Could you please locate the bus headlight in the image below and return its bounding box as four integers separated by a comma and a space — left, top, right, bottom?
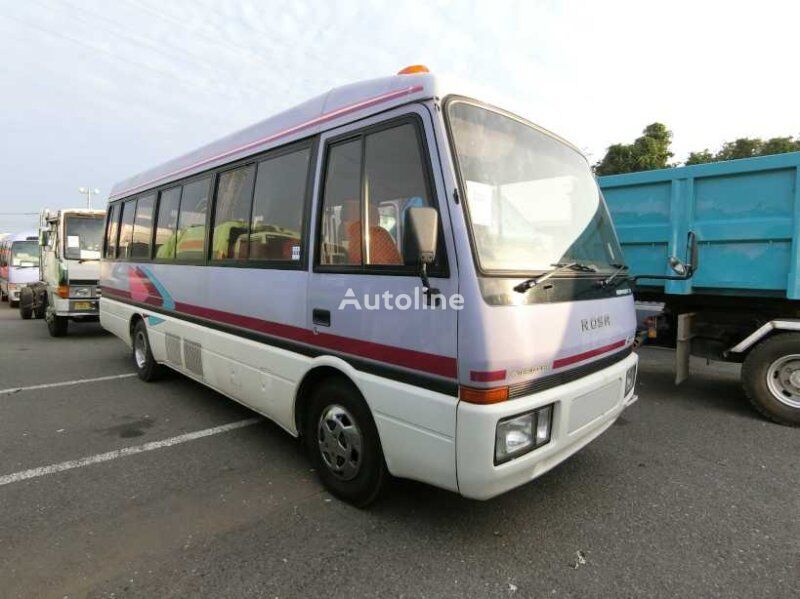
624, 364, 637, 396
70, 286, 93, 298
495, 404, 553, 465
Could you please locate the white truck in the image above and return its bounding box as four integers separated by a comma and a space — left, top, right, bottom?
19, 208, 106, 336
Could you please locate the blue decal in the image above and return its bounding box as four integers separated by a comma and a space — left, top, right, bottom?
141, 266, 176, 310
147, 315, 166, 326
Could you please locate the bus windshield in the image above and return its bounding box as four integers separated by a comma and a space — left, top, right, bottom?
65, 215, 104, 260
11, 240, 39, 267
447, 100, 623, 274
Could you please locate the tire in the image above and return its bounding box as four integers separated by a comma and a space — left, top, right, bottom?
18, 287, 33, 320
742, 333, 800, 426
34, 299, 46, 320
304, 377, 387, 507
132, 319, 166, 381
47, 312, 68, 337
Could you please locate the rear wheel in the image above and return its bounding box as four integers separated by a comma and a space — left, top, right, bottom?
18, 288, 33, 320
132, 320, 166, 381
742, 333, 800, 426
304, 378, 387, 507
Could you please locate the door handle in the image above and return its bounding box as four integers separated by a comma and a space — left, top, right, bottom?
312, 308, 331, 327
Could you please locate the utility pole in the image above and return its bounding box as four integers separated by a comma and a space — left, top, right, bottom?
78, 186, 100, 209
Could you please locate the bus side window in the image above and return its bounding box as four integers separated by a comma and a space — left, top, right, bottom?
250, 147, 311, 262
130, 194, 155, 260
105, 203, 120, 259
211, 165, 255, 261
363, 123, 430, 266
154, 186, 181, 260
319, 139, 362, 265
117, 199, 137, 260
175, 177, 210, 261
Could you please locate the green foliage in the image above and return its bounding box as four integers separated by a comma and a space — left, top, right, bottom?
689, 135, 800, 165
685, 149, 714, 165
594, 123, 674, 176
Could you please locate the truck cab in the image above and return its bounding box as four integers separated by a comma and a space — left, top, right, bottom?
18, 209, 106, 336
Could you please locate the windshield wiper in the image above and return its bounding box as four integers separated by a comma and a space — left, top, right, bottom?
513, 262, 597, 293
597, 263, 630, 288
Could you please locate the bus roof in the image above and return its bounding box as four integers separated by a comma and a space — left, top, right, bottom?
109, 70, 582, 202
109, 73, 439, 201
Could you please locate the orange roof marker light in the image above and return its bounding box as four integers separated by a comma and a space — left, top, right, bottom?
397, 64, 430, 75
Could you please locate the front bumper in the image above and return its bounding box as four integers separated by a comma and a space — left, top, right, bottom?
51, 296, 99, 317
456, 351, 638, 500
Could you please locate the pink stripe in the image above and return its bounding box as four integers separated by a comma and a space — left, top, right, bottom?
101, 285, 456, 379
111, 84, 426, 200
552, 340, 627, 369
470, 369, 507, 382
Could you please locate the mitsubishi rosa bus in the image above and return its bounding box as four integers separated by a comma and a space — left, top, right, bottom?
100, 66, 645, 505
1, 231, 40, 306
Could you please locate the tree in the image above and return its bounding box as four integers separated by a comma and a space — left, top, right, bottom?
685, 135, 800, 165
715, 138, 764, 161
760, 136, 800, 156
594, 123, 674, 176
685, 149, 714, 165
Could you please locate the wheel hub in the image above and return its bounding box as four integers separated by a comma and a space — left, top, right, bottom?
317, 404, 362, 481
134, 331, 147, 369
766, 354, 800, 409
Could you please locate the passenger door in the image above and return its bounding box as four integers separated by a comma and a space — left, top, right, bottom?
307, 107, 459, 393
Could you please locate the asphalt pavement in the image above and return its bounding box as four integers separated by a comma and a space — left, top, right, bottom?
0, 306, 797, 598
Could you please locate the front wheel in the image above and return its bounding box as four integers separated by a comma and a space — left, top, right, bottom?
742, 333, 800, 426
132, 320, 166, 381
304, 378, 387, 507
46, 312, 68, 337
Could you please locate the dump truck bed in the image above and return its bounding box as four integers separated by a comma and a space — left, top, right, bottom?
600, 151, 800, 299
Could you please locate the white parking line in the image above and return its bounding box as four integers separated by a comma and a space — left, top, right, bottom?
0, 373, 137, 396
0, 417, 262, 487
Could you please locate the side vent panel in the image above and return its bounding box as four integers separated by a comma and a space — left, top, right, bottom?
165, 333, 183, 367
183, 340, 204, 378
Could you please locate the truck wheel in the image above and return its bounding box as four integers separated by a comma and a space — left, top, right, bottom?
34, 299, 46, 319
18, 288, 33, 320
304, 377, 387, 507
742, 333, 800, 426
132, 320, 166, 381
46, 311, 69, 337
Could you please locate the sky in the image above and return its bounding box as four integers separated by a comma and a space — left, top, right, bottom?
1, 0, 799, 232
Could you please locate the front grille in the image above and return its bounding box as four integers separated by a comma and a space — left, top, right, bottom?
508, 347, 632, 399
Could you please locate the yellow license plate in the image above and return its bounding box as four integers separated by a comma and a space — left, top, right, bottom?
74, 301, 94, 310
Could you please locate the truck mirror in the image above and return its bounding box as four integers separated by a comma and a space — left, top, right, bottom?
687, 230, 699, 272
667, 231, 698, 278
404, 207, 438, 265
39, 230, 48, 247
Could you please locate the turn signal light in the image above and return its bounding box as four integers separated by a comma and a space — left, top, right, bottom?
57, 284, 69, 298
397, 64, 430, 75
460, 386, 509, 404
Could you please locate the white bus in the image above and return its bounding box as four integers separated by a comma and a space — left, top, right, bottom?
101, 67, 643, 505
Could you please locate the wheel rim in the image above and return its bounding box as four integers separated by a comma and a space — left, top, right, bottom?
317, 404, 363, 481
766, 353, 800, 409
134, 331, 148, 369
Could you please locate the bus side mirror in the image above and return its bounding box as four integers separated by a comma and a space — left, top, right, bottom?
39, 230, 48, 247
405, 207, 438, 264
405, 207, 440, 302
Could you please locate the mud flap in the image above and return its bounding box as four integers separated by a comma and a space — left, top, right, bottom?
675, 312, 695, 385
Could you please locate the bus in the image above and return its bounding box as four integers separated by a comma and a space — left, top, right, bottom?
100, 66, 644, 505
1, 231, 40, 307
